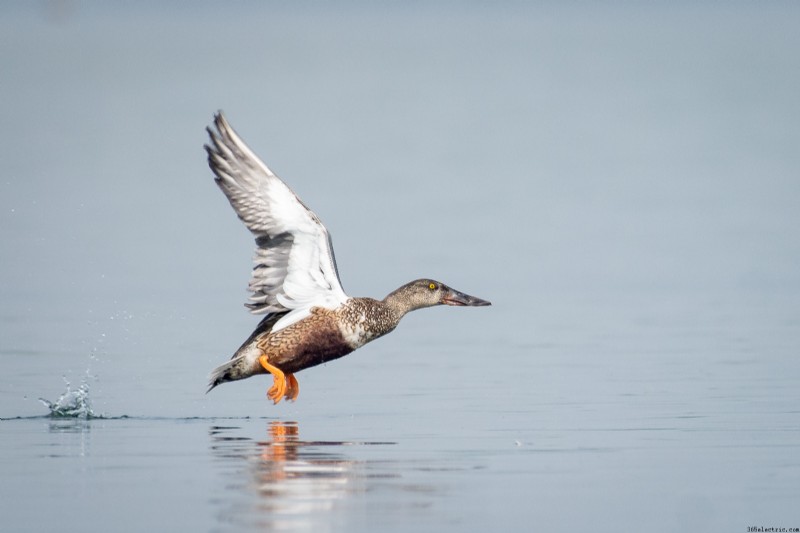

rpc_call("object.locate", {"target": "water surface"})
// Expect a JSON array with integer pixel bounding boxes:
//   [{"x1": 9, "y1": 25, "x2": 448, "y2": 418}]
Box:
[{"x1": 1, "y1": 3, "x2": 799, "y2": 532}]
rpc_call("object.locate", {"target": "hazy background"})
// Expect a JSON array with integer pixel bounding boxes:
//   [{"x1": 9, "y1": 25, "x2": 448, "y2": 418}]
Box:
[{"x1": 1, "y1": 2, "x2": 799, "y2": 531}]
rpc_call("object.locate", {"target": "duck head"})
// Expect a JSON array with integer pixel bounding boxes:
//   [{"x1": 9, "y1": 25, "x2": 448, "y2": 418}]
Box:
[{"x1": 383, "y1": 278, "x2": 491, "y2": 316}]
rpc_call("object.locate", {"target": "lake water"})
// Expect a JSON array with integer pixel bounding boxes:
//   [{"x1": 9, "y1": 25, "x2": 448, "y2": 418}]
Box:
[{"x1": 2, "y1": 3, "x2": 799, "y2": 532}]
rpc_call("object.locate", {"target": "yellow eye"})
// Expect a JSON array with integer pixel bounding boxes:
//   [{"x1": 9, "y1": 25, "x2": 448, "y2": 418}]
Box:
[{"x1": 429, "y1": 283, "x2": 436, "y2": 290}]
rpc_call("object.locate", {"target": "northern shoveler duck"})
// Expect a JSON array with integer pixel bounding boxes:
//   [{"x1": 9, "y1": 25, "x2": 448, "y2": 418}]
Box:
[{"x1": 205, "y1": 112, "x2": 491, "y2": 404}]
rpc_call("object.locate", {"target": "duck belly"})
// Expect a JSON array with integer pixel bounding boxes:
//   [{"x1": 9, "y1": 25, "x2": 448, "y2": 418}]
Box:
[{"x1": 262, "y1": 313, "x2": 356, "y2": 374}]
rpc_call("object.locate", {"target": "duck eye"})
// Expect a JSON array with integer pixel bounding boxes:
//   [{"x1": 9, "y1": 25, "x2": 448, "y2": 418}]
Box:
[{"x1": 428, "y1": 283, "x2": 436, "y2": 290}]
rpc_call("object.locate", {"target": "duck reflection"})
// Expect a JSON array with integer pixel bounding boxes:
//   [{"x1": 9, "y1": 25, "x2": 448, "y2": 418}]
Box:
[
  {"x1": 210, "y1": 420, "x2": 395, "y2": 529},
  {"x1": 254, "y1": 421, "x2": 357, "y2": 510}
]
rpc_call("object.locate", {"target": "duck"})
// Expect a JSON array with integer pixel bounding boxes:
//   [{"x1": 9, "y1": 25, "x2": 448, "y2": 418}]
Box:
[{"x1": 204, "y1": 112, "x2": 491, "y2": 404}]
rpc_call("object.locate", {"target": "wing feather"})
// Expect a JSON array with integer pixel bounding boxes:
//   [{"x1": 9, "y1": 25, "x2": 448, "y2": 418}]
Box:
[{"x1": 205, "y1": 111, "x2": 348, "y2": 331}]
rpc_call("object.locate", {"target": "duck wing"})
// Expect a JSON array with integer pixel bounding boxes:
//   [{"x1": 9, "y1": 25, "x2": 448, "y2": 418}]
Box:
[{"x1": 205, "y1": 111, "x2": 348, "y2": 332}]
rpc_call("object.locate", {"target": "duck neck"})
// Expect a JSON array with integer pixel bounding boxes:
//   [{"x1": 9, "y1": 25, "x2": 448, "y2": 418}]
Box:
[{"x1": 382, "y1": 286, "x2": 429, "y2": 319}]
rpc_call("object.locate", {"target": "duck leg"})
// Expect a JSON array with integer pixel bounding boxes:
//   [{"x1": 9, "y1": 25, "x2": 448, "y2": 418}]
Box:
[{"x1": 258, "y1": 355, "x2": 287, "y2": 404}]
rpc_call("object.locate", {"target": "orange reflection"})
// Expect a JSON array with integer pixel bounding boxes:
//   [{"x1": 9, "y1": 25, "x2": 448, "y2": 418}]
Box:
[{"x1": 257, "y1": 420, "x2": 300, "y2": 475}]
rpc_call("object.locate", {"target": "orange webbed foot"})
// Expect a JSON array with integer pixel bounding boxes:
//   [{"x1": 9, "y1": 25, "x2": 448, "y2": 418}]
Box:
[
  {"x1": 284, "y1": 373, "x2": 300, "y2": 402},
  {"x1": 259, "y1": 355, "x2": 287, "y2": 405}
]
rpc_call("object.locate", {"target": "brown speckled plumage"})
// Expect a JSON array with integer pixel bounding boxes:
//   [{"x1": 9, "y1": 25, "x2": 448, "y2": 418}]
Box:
[
  {"x1": 208, "y1": 297, "x2": 400, "y2": 390},
  {"x1": 257, "y1": 307, "x2": 354, "y2": 374}
]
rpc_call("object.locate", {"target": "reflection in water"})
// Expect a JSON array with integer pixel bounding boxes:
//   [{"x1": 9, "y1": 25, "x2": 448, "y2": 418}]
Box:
[
  {"x1": 210, "y1": 421, "x2": 396, "y2": 531},
  {"x1": 253, "y1": 421, "x2": 362, "y2": 517}
]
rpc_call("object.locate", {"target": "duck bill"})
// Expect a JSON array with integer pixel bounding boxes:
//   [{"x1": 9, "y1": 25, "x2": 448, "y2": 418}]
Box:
[{"x1": 441, "y1": 288, "x2": 492, "y2": 307}]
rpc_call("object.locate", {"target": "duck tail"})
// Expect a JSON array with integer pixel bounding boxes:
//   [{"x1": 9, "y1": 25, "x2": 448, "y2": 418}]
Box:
[{"x1": 206, "y1": 359, "x2": 238, "y2": 393}]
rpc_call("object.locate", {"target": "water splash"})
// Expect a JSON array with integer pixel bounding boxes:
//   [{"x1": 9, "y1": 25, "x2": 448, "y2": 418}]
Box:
[
  {"x1": 37, "y1": 318, "x2": 108, "y2": 420},
  {"x1": 39, "y1": 377, "x2": 97, "y2": 419}
]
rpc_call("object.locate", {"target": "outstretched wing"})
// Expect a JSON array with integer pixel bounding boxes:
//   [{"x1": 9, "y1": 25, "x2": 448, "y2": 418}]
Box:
[{"x1": 205, "y1": 111, "x2": 348, "y2": 331}]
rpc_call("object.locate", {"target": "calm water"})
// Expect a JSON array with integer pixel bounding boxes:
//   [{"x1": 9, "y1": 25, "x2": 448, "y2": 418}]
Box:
[{"x1": 2, "y1": 3, "x2": 800, "y2": 532}]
